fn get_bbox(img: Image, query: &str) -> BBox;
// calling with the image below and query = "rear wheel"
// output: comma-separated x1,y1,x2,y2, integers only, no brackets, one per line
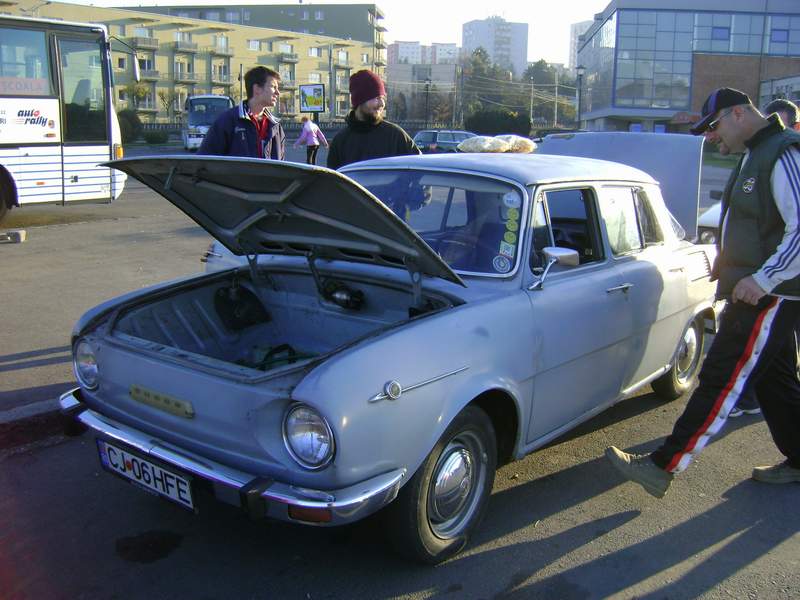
652,316,705,400
386,406,497,564
0,173,12,224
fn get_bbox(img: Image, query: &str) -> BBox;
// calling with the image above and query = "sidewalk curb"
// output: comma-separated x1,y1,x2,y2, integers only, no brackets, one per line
0,398,60,425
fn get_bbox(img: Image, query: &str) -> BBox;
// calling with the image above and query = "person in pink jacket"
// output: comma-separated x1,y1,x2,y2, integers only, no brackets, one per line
294,116,329,165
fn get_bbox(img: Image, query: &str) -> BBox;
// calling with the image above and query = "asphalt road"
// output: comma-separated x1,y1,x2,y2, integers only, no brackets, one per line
0,150,797,598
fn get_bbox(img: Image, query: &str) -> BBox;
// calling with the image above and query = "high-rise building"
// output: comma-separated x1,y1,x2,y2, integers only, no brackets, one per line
462,16,528,77
569,20,593,71
577,0,800,133
388,41,423,65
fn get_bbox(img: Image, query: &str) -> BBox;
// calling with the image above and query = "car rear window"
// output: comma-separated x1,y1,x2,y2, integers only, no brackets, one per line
414,132,435,143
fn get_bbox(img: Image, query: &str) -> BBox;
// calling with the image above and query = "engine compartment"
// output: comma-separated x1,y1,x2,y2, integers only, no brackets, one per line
111,267,457,373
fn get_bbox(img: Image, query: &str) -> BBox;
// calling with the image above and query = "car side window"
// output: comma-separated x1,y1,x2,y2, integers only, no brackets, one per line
634,188,664,245
598,187,644,256
536,188,604,266
438,132,454,142
415,132,435,143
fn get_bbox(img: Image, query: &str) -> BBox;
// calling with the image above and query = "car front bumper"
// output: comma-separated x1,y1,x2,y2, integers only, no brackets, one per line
59,389,406,526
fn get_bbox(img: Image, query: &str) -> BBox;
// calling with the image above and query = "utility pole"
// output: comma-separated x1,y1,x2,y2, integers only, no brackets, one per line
529,76,534,126
425,78,431,129
554,70,559,127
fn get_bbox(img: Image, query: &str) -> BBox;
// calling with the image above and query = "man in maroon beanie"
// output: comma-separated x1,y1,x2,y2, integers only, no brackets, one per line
327,69,419,169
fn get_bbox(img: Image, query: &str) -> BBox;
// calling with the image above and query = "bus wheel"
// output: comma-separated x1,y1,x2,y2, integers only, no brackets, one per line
0,177,11,224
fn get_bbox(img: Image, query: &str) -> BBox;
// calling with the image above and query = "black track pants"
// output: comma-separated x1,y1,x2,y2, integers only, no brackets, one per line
651,297,800,473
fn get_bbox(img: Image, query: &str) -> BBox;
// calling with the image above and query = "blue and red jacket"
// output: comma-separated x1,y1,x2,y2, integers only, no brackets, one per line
199,101,285,160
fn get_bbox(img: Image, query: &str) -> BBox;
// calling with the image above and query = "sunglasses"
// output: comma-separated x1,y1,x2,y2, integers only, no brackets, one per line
707,108,734,132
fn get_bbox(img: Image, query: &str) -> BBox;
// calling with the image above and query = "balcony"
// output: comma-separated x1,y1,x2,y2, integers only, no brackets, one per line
135,104,158,113
374,58,386,67
278,53,299,63
211,74,234,86
375,40,387,49
206,45,234,57
130,36,159,50
173,41,198,53
281,79,297,90
335,88,349,96
333,59,350,69
174,72,199,84
139,69,160,81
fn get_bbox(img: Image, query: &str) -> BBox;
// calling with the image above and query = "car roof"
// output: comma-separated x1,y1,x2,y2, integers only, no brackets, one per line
341,152,657,187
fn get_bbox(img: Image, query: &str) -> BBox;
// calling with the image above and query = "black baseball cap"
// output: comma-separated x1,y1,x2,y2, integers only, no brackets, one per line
690,87,753,135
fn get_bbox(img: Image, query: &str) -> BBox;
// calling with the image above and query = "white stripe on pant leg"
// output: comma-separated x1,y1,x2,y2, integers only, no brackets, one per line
673,299,781,473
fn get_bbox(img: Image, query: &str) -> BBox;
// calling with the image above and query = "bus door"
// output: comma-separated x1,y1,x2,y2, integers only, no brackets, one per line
0,25,62,207
56,34,113,203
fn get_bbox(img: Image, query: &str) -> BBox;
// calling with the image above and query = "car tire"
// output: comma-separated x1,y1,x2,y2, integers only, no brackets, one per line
386,405,497,564
652,315,705,400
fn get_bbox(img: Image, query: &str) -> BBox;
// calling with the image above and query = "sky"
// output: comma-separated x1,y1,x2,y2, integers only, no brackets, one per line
62,0,612,64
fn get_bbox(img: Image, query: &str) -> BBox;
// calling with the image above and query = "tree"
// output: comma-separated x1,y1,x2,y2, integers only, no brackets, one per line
124,82,149,109
158,90,179,120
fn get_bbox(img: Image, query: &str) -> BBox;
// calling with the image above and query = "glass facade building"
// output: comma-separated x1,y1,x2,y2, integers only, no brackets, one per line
578,2,800,130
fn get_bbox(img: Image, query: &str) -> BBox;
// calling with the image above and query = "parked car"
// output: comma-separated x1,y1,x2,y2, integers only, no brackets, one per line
60,136,718,564
413,129,476,153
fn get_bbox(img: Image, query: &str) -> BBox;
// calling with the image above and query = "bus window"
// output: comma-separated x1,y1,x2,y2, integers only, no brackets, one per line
0,27,53,96
58,38,108,142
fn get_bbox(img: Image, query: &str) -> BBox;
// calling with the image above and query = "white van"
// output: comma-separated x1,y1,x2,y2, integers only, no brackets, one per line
182,95,234,151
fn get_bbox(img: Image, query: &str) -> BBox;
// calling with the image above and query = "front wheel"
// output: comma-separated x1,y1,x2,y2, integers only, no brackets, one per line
386,406,497,564
652,315,705,400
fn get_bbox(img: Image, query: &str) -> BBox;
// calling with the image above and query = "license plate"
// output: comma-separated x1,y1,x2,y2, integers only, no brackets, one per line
97,440,194,510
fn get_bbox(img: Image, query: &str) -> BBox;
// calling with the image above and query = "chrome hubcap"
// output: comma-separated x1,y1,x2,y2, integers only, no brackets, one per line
676,323,699,382
427,431,487,539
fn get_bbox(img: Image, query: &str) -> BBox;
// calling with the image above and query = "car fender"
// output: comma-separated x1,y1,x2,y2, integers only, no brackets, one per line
290,292,533,487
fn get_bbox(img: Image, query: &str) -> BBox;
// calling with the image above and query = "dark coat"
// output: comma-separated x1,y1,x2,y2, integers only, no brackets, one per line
327,111,420,170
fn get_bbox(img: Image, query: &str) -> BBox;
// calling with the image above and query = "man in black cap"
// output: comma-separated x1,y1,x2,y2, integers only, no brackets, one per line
605,87,800,498
326,69,419,170
765,98,800,132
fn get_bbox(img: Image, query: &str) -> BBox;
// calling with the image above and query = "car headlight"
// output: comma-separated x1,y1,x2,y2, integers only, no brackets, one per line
283,404,334,469
73,339,99,390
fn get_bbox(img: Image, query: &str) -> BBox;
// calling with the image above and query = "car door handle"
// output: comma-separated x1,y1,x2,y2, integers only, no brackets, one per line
606,283,634,294
669,266,685,273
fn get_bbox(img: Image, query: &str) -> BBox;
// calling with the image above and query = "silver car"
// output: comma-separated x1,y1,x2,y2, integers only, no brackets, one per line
61,138,718,564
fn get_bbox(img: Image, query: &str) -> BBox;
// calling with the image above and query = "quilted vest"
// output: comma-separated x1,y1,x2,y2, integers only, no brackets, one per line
714,116,800,297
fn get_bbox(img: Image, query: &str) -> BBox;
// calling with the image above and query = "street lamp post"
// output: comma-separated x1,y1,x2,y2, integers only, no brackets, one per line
576,64,586,129
424,78,431,129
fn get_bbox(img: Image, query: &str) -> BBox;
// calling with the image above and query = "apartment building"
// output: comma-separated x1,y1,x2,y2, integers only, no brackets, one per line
462,16,528,77
3,0,378,122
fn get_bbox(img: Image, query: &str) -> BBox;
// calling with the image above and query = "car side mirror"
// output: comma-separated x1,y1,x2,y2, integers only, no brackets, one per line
528,246,580,291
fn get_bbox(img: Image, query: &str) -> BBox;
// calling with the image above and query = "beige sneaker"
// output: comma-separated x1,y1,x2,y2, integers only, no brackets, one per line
752,461,800,484
605,446,674,498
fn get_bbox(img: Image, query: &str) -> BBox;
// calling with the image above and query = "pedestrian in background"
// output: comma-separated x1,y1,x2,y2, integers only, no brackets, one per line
199,66,285,160
606,87,800,498
327,69,419,170
294,116,328,165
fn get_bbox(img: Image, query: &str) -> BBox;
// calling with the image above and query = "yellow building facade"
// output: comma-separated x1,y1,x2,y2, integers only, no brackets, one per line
3,0,379,122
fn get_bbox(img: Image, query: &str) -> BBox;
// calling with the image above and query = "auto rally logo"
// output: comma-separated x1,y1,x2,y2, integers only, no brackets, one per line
14,109,54,127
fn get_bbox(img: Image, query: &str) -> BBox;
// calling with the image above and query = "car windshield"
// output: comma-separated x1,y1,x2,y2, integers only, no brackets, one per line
187,98,231,126
347,169,525,275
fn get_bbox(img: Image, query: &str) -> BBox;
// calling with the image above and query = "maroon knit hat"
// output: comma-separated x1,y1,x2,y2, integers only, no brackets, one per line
349,70,386,108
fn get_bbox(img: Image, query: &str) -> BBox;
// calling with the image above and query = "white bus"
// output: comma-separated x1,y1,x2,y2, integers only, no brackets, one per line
181,94,234,151
0,15,131,223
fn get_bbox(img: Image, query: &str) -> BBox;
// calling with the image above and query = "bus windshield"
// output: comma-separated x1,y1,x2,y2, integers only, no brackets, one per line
187,97,232,126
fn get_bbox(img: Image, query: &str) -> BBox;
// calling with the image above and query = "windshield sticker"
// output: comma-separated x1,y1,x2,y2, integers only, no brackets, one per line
492,255,512,273
503,193,521,209
499,241,516,258
504,231,517,244
505,218,519,232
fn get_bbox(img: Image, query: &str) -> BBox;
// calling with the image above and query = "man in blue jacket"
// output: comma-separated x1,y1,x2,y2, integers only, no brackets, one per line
199,66,285,159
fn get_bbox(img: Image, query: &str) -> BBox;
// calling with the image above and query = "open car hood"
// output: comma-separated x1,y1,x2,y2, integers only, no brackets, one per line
106,156,464,286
